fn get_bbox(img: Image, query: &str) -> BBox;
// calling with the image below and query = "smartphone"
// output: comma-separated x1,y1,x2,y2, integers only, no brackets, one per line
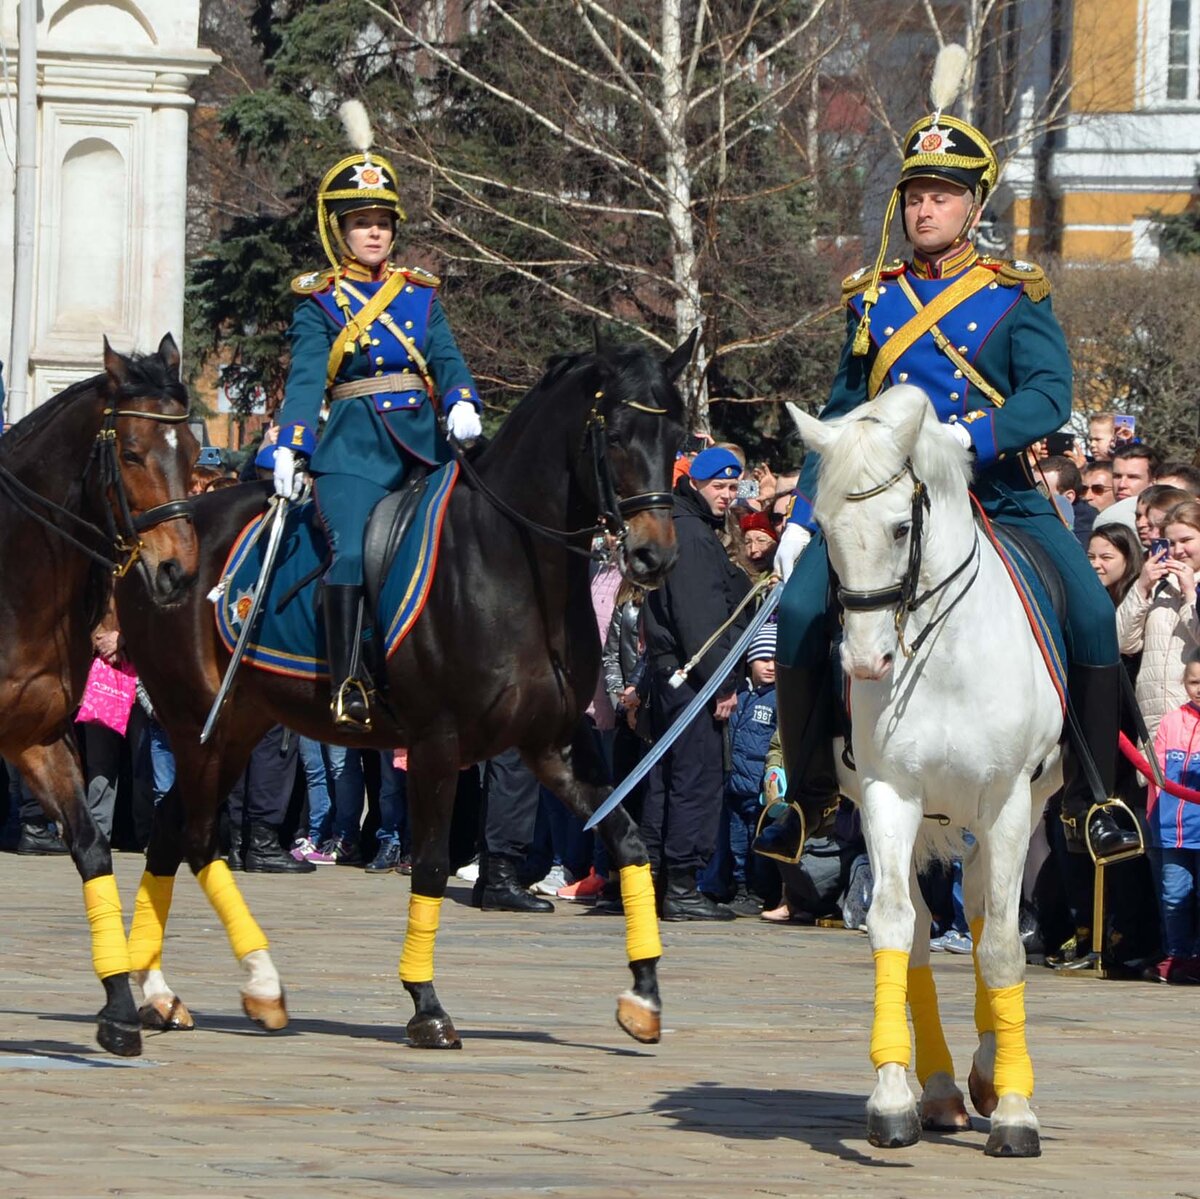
1150,537,1170,559
736,479,760,500
1113,414,1136,442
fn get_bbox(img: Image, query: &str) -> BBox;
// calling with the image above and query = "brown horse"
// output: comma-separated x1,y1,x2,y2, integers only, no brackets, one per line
0,336,198,1056
112,335,690,1052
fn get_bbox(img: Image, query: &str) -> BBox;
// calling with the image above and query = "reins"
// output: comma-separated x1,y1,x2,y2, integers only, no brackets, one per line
445,387,673,562
836,458,981,658
0,401,194,579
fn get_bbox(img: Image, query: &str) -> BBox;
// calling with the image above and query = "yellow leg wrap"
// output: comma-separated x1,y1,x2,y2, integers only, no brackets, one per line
970,917,994,1035
399,894,442,983
907,964,954,1086
196,860,269,960
127,872,176,973
83,875,132,980
620,863,662,962
988,982,1034,1098
870,948,911,1070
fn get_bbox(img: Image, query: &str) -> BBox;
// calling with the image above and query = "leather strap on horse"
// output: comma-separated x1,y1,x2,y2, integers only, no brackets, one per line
867,266,995,399
325,272,409,387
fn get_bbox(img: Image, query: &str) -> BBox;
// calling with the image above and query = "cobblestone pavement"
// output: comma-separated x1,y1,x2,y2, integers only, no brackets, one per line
1,855,1197,1198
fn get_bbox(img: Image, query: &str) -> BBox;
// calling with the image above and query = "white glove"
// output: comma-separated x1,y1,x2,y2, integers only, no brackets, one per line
446,401,482,442
944,420,973,450
775,520,812,584
273,446,306,501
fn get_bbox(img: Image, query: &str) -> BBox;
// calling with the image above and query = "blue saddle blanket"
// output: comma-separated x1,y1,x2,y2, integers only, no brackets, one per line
214,463,458,679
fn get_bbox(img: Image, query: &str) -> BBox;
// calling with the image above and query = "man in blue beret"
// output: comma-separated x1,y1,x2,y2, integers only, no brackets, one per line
640,445,752,920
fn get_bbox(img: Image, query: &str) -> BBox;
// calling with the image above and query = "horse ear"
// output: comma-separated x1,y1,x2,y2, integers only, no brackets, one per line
157,333,182,381
663,328,699,383
877,384,929,451
785,401,835,454
103,336,129,387
592,321,609,356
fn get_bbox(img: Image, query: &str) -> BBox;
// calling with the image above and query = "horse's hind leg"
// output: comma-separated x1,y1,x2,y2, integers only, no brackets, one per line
909,861,969,1132
14,737,141,1057
974,790,1041,1158
399,741,462,1049
527,725,663,1045
963,839,998,1119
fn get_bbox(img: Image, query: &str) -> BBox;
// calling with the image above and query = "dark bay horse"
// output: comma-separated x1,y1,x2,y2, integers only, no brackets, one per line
113,335,690,1052
0,335,198,1055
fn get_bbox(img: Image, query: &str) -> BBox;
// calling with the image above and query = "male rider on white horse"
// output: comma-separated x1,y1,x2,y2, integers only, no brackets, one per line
765,70,1140,867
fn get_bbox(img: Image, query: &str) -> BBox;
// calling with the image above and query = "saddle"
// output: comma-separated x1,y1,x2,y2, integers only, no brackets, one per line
363,466,430,631
990,523,1067,629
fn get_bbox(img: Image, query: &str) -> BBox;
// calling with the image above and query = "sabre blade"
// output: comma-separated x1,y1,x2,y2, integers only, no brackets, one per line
200,496,289,744
584,584,782,831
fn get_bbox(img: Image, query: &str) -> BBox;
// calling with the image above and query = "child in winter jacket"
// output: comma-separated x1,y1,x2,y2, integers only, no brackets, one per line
1146,652,1200,983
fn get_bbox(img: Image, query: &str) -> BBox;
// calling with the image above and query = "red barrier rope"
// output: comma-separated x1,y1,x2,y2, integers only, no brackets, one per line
1118,732,1200,806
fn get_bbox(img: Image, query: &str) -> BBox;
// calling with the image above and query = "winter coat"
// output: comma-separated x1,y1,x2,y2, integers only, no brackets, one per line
726,684,777,798
1149,702,1200,849
1116,580,1200,739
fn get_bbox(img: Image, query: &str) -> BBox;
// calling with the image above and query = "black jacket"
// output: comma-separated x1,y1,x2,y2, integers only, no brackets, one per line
643,480,752,695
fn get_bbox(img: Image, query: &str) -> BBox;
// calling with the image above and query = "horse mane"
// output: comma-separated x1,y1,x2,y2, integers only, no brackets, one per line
814,401,972,518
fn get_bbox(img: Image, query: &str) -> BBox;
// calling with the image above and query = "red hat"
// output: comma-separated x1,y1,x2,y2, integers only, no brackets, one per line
740,511,779,542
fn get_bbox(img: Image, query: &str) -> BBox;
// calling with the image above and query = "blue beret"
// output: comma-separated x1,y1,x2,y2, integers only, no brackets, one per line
254,443,278,469
689,447,743,481
196,446,223,469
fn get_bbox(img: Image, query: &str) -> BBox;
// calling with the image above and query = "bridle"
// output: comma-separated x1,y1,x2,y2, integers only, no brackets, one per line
835,457,980,658
0,401,195,583
446,388,674,561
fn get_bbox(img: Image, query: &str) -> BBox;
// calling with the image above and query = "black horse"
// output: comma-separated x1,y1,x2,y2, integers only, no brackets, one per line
112,334,691,1051
0,336,198,1056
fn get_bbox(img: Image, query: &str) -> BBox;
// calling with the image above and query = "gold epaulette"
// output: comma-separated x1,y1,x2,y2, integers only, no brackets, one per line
979,256,1051,302
841,260,905,305
401,267,441,289
290,267,335,296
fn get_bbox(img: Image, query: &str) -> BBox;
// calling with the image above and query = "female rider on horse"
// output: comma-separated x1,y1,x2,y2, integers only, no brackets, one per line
272,102,482,731
766,84,1140,866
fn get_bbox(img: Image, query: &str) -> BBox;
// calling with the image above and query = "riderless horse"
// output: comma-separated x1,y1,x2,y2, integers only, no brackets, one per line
0,336,198,1056
111,335,690,1051
787,385,1062,1158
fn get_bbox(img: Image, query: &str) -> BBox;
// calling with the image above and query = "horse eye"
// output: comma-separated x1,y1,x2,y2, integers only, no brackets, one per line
122,451,144,466
893,523,911,541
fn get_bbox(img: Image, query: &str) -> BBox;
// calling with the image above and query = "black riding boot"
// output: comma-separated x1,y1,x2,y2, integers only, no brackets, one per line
323,583,372,731
752,663,839,864
662,865,736,921
480,854,553,913
243,821,316,873
1061,663,1142,861
226,822,244,871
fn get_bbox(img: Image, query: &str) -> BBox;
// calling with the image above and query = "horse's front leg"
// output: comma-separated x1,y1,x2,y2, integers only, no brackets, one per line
528,725,662,1045
860,781,924,1149
908,860,969,1132
399,741,461,1049
975,787,1040,1159
15,737,142,1057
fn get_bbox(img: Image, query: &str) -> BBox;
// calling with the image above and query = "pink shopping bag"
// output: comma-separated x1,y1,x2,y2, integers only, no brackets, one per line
77,657,138,736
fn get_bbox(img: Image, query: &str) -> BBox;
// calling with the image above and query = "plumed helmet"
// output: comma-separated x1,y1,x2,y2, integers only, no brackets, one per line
316,101,406,266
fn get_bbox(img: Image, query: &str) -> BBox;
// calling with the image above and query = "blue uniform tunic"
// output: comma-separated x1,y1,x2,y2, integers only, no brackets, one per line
276,264,480,586
777,245,1117,671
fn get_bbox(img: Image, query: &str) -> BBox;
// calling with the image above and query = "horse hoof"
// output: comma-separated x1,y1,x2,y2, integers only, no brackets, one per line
985,1123,1042,1158
616,992,661,1044
406,1013,462,1049
242,990,289,1031
97,1018,143,1058
968,1063,999,1118
866,1108,921,1149
920,1093,971,1132
139,995,195,1032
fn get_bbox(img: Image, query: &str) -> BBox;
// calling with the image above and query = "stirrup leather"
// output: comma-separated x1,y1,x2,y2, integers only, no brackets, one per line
1084,796,1144,866
332,677,373,730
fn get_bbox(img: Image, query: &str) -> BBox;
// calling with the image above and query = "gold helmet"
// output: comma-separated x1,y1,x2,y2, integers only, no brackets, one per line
316,100,406,269
853,45,998,356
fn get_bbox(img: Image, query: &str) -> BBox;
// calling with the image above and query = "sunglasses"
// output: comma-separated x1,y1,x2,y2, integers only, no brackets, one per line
1084,483,1111,496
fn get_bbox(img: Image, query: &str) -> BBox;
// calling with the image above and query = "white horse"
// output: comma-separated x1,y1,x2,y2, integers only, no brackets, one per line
787,385,1063,1158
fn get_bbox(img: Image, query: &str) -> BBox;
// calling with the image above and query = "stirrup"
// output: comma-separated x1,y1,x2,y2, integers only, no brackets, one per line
1084,796,1144,866
332,678,373,731
752,802,808,865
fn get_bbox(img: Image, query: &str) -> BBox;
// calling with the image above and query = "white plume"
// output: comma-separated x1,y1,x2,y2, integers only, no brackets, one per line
338,99,374,153
929,43,969,118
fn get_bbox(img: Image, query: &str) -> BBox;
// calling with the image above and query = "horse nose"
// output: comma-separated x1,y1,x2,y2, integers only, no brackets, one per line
629,542,676,583
154,557,184,600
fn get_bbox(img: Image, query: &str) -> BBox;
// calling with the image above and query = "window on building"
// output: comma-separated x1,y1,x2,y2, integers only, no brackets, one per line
1167,0,1199,100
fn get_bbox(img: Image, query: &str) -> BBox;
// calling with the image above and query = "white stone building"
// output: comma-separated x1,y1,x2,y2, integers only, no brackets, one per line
0,0,216,417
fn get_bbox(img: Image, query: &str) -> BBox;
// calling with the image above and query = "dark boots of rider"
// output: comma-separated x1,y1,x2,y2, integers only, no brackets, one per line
323,583,372,730
243,821,316,874
1061,663,1141,860
480,853,553,913
752,663,840,863
662,865,736,921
